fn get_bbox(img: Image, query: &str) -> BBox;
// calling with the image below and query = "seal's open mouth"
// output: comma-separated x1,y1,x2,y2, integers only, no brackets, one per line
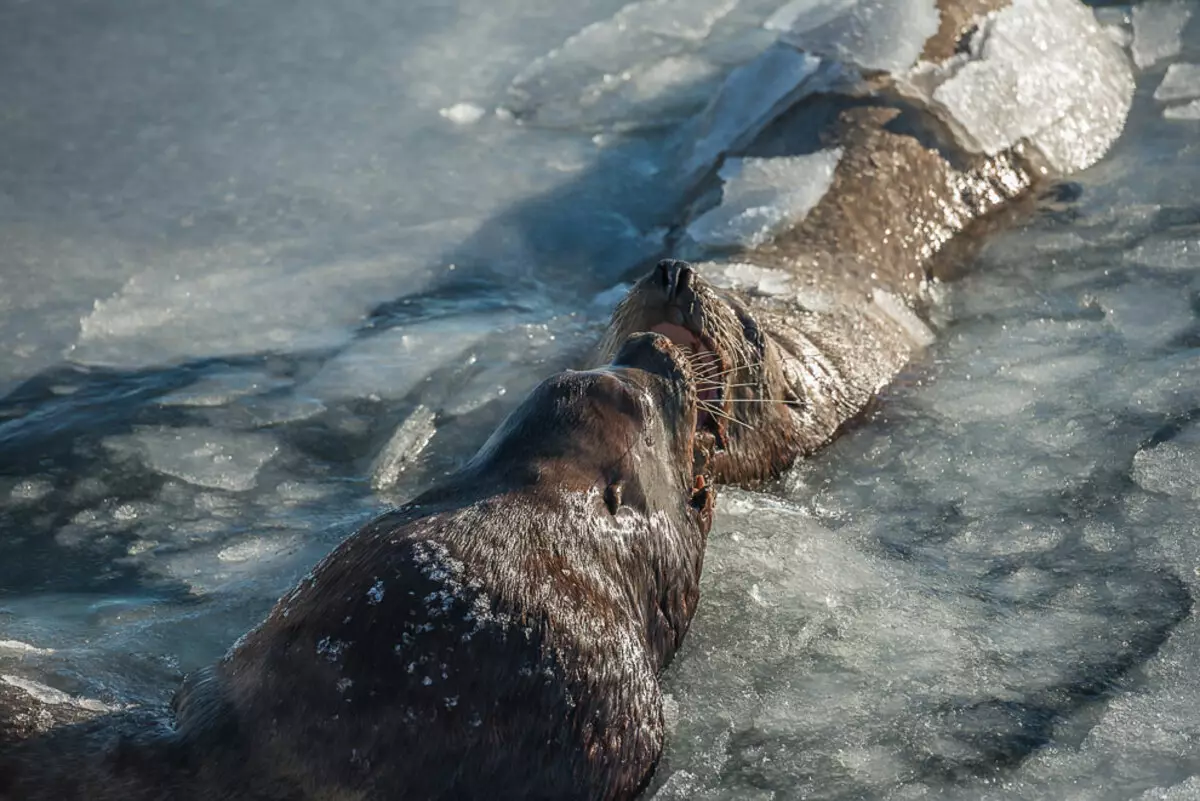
649,322,725,447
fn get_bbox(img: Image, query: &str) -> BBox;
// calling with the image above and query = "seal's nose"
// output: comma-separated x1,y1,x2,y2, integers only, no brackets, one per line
655,259,697,328
657,259,693,301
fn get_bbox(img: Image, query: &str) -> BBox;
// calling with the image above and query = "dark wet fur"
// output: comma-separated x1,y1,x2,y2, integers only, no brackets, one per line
0,333,714,801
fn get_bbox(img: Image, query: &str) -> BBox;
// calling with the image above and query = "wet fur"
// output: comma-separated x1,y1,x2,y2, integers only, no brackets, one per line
0,334,713,801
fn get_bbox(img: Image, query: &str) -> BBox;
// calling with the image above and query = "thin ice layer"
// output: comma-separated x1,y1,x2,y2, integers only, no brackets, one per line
107,427,281,492
371,405,438,491
69,220,475,369
685,149,842,249
1132,0,1193,69
1165,99,1200,121
505,0,741,130
298,316,508,403
675,43,828,183
1154,63,1200,102
908,0,1134,174
767,0,941,74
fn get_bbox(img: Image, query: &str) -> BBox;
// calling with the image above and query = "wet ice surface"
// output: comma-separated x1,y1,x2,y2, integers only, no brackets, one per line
655,37,1200,796
2,1,1200,800
685,149,842,249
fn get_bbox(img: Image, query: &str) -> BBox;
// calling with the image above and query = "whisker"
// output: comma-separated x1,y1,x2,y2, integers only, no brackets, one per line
698,402,754,429
701,362,765,380
719,398,804,405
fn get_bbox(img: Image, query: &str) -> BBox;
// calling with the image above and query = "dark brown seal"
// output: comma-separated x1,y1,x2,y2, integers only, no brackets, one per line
0,332,715,801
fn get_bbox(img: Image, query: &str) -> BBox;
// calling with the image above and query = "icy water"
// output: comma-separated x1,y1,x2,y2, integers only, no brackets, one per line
2,0,1200,798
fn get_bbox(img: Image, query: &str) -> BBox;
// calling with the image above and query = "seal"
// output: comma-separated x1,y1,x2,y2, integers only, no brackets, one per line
600,0,1132,485
0,332,715,801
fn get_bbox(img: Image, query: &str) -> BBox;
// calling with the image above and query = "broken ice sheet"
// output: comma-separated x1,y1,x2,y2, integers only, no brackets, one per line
912,0,1133,174
1132,422,1200,501
106,427,280,492
371,405,437,491
1132,0,1193,69
768,0,940,74
298,315,509,404
1164,99,1200,120
685,149,842,249
505,0,741,130
1154,63,1200,102
675,43,827,185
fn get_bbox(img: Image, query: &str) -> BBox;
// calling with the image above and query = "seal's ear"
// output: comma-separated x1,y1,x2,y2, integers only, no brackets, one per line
603,481,624,515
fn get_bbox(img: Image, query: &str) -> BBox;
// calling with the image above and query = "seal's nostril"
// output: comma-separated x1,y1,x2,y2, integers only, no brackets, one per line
675,264,692,296
656,259,693,301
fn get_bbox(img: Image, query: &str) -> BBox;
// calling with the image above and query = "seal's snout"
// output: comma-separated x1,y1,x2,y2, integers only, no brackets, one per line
610,331,691,383
657,259,693,304
655,259,698,328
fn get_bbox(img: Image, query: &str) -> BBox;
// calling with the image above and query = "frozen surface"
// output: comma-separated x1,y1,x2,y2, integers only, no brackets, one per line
910,0,1134,174
675,43,828,185
506,0,747,130
1132,0,1193,68
105,428,281,492
1164,98,1200,120
1154,62,1200,102
685,149,842,249
768,0,940,74
371,406,438,491
1,1,1199,800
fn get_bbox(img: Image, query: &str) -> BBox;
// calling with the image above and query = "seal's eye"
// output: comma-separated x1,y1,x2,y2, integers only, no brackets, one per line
603,481,624,515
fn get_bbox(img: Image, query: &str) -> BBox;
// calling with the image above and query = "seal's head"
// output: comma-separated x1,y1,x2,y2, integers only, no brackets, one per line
470,329,714,533
601,260,803,485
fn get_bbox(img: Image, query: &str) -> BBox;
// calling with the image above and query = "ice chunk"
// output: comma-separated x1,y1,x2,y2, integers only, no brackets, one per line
1132,0,1193,69
438,103,486,125
506,0,739,130
1164,99,1200,120
768,0,941,74
299,316,506,403
1132,424,1200,500
702,261,796,297
685,149,842,249
1095,284,1194,349
1136,777,1200,800
0,640,53,655
70,220,475,370
1154,63,1200,102
676,43,828,184
907,0,1134,174
371,405,437,491
9,478,54,504
1124,236,1200,270
159,370,291,408
0,675,113,713
109,427,280,492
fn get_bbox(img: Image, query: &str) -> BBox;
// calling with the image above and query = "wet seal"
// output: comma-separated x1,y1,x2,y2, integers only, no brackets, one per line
0,332,714,801
602,0,1132,485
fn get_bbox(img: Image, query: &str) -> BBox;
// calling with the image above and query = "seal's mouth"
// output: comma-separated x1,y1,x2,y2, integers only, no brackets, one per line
649,322,726,451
